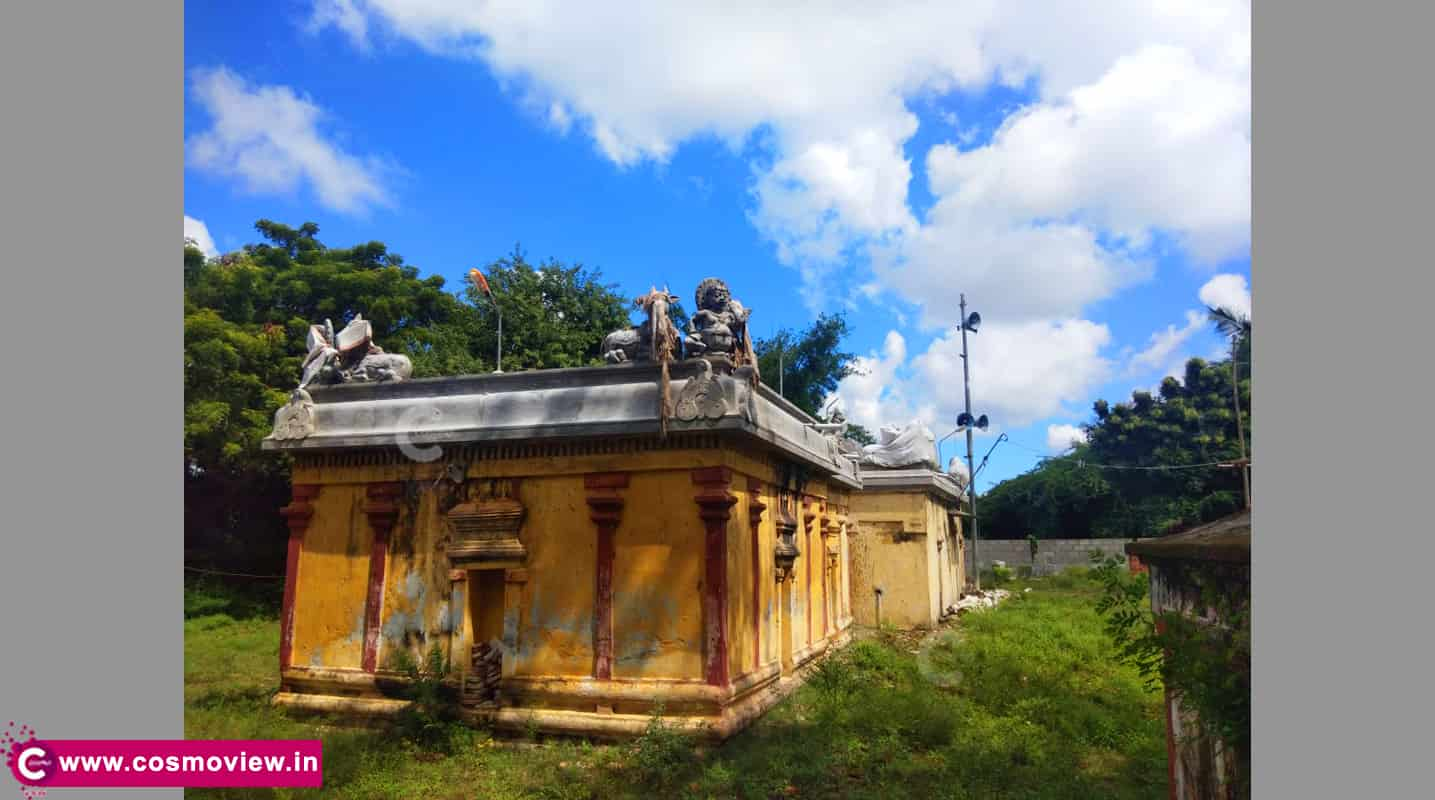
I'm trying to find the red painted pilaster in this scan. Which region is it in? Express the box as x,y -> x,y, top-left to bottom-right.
819,504 -> 831,637
802,497 -> 817,646
278,484 -> 319,672
747,478 -> 767,672
693,467 -> 738,687
585,472 -> 629,681
361,482 -> 403,674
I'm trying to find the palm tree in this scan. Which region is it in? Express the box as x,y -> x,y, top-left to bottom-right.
1207,305 -> 1251,508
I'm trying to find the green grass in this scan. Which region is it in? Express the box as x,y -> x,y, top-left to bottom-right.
185,571 -> 1166,799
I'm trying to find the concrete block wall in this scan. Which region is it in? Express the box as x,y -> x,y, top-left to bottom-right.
964,538 -> 1130,577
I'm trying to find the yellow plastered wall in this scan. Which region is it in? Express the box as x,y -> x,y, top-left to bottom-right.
848,490 -> 937,629
377,486 -> 462,671
611,470 -> 704,681
512,474 -> 595,678
727,483 -> 754,680
291,484 -> 372,669
926,502 -> 964,613
286,445 -> 849,686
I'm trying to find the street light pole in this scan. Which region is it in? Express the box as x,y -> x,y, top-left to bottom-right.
959,293 -> 981,592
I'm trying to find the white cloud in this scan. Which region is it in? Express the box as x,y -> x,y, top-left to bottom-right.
834,331 -> 916,430
1128,309 -> 1206,375
307,0 -> 369,50
916,319 -> 1114,427
309,1 -> 1250,319
1046,423 -> 1088,453
1198,273 -> 1251,320
186,67 -> 394,215
834,318 -> 1113,433
183,215 -> 218,257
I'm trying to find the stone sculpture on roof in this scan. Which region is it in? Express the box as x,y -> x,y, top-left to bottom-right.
270,314 -> 412,442
299,315 -> 413,388
684,278 -> 760,379
601,286 -> 681,364
858,420 -> 940,470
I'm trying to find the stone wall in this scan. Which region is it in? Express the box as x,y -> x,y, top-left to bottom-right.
964,538 -> 1129,577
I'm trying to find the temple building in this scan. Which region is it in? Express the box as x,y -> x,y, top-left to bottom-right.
261,281 -> 859,741
846,423 -> 969,629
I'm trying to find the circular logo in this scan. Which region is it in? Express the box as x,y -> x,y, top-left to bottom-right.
11,741 -> 57,786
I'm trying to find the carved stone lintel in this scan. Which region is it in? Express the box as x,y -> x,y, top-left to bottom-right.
446,479 -> 527,566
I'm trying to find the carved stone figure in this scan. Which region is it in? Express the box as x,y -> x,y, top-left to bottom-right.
828,410 -> 865,458
270,389 -> 316,441
685,278 -> 752,360
601,286 -> 680,364
858,420 -> 940,470
299,314 -> 412,388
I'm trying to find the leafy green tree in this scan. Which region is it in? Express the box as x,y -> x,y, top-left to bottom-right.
844,423 -> 876,446
184,225 -> 633,573
754,312 -> 859,418
184,221 -> 483,571
461,246 -> 632,371
980,338 -> 1251,540
979,447 -> 1120,540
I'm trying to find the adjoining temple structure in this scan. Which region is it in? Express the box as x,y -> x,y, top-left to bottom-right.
262,278 -> 858,741
846,421 -> 969,629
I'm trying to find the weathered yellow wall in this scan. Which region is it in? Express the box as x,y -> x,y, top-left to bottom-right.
727,484 -> 755,680
849,490 -> 938,629
927,503 -> 964,612
291,484 -> 372,669
285,444 -> 853,706
611,470 -> 704,680
377,485 -> 461,671
513,474 -> 596,678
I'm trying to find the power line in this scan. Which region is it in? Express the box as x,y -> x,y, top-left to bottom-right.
1003,437 -> 1249,472
183,565 -> 284,580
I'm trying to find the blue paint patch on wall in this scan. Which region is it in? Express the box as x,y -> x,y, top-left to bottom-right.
382,612 -> 409,641
347,611 -> 364,645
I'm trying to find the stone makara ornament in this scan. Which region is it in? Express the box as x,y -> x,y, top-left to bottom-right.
299,315 -> 413,388
673,359 -> 728,422
270,388 -> 316,441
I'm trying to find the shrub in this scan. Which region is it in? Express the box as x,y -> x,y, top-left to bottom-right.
991,563 -> 1014,585
627,704 -> 697,793
392,643 -> 464,753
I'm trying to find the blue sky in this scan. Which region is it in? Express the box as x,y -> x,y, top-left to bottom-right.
184,1 -> 1251,491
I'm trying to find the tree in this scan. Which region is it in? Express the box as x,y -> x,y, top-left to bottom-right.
185,221 -> 485,572
844,423 -> 876,446
1207,305 -> 1251,508
463,245 -> 633,371
979,343 -> 1251,540
753,313 -> 859,418
183,224 -> 635,574
979,447 -> 1119,540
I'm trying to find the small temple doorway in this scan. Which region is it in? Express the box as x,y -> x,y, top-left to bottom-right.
464,568 -> 506,707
